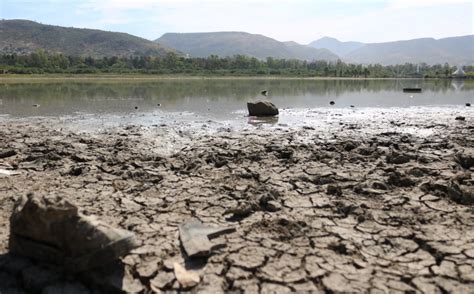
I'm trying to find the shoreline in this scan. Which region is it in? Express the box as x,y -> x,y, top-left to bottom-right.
0,114 -> 473,292
0,74 -> 461,83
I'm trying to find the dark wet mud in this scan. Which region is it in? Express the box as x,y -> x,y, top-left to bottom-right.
0,113 -> 473,293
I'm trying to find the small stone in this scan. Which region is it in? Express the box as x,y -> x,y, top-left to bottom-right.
448,184 -> 474,205
0,149 -> 16,159
387,171 -> 415,187
371,181 -> 389,190
326,184 -> 342,196
454,150 -> 474,169
265,200 -> 282,212
386,151 -> 410,164
455,116 -> 465,121
344,142 -> 357,151
68,166 -> 83,176
277,149 -> 293,159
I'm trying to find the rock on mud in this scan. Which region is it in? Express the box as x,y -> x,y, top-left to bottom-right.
454,150 -> 474,169
247,101 -> 279,116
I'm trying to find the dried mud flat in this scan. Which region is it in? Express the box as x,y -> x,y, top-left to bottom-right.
0,113 -> 473,293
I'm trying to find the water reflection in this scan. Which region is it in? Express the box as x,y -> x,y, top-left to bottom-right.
0,78 -> 472,118
451,80 -> 464,91
247,116 -> 279,126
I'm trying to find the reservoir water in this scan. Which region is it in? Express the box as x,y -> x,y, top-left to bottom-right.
0,78 -> 472,128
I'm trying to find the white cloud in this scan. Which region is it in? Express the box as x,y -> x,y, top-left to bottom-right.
387,0 -> 472,9
149,0 -> 473,43
12,0 -> 472,43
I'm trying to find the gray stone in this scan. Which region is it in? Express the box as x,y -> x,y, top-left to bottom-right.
9,193 -> 139,272
179,219 -> 235,257
247,101 -> 279,117
454,150 -> 474,169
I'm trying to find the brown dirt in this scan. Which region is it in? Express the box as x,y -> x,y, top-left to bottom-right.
0,118 -> 473,293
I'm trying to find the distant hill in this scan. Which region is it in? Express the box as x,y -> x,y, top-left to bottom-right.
308,37 -> 365,57
309,35 -> 474,65
0,19 -> 172,57
156,32 -> 339,61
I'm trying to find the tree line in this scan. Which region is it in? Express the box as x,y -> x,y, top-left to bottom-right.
1,50 -> 472,78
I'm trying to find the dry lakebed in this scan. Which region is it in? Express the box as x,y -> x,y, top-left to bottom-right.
0,106 -> 473,293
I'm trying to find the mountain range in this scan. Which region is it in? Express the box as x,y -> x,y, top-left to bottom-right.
156,32 -> 339,61
309,37 -> 365,57
1,19 -> 473,65
309,35 -> 474,65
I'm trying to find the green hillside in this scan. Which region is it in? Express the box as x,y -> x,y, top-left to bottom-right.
0,19 -> 172,57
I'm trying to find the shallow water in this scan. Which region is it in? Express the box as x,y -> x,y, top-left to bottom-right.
0,78 -> 472,127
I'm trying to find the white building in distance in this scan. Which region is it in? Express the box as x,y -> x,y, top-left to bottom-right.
452,66 -> 466,77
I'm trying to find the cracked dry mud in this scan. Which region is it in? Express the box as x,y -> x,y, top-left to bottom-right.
0,117 -> 473,293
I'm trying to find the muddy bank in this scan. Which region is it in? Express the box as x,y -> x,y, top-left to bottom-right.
0,115 -> 473,293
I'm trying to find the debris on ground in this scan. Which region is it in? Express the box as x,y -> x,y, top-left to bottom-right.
179,219 -> 235,257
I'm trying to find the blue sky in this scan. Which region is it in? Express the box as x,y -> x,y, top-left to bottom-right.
1,0 -> 473,43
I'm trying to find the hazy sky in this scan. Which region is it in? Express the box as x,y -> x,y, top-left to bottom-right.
1,0 -> 473,43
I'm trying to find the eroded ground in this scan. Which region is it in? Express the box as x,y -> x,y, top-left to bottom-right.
0,112 -> 473,293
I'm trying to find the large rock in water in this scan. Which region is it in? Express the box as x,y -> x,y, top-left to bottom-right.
247,101 -> 279,116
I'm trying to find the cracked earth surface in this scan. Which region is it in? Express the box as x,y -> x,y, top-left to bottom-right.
0,113 -> 473,293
